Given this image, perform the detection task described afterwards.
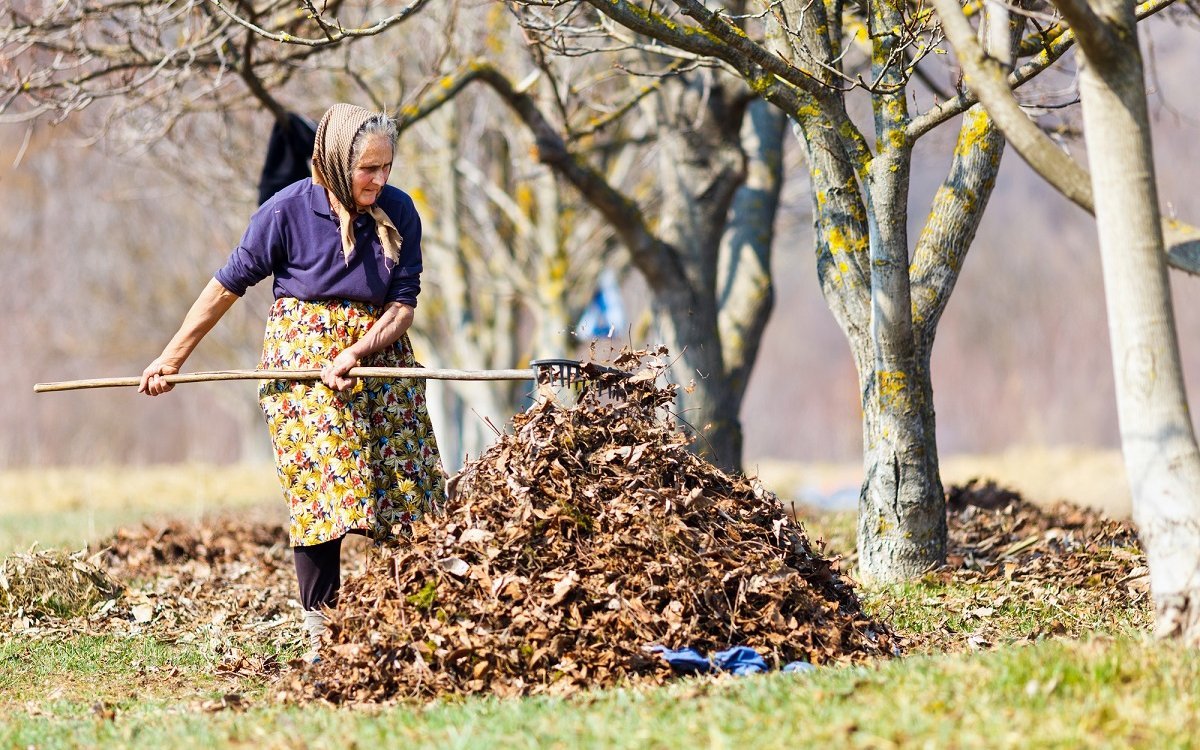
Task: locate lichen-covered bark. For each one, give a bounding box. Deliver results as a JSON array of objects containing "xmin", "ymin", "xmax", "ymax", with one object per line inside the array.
[{"xmin": 770, "ymin": 0, "xmax": 1021, "ymax": 582}]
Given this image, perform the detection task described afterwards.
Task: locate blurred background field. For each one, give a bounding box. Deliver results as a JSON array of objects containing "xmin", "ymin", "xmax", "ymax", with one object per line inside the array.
[
  {"xmin": 0, "ymin": 446, "xmax": 1129, "ymax": 556},
  {"xmin": 0, "ymin": 464, "xmax": 280, "ymax": 555},
  {"xmin": 754, "ymin": 445, "xmax": 1130, "ymax": 517}
]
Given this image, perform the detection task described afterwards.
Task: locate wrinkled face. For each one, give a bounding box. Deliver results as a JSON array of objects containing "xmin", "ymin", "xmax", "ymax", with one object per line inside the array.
[{"xmin": 351, "ymin": 134, "xmax": 394, "ymax": 210}]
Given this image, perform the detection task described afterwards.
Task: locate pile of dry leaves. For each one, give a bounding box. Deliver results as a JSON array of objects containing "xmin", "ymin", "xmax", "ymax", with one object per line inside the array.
[
  {"xmin": 287, "ymin": 352, "xmax": 893, "ymax": 702},
  {"xmin": 98, "ymin": 520, "xmax": 298, "ymax": 638},
  {"xmin": 943, "ymin": 479, "xmax": 1145, "ymax": 589},
  {"xmin": 0, "ymin": 517, "xmax": 323, "ymax": 681},
  {"xmin": 0, "ymin": 546, "xmax": 121, "ymax": 621},
  {"xmin": 892, "ymin": 478, "xmax": 1152, "ymax": 652}
]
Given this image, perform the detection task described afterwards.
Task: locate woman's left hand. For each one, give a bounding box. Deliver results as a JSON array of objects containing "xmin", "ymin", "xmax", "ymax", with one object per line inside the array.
[{"xmin": 322, "ymin": 349, "xmax": 360, "ymax": 391}]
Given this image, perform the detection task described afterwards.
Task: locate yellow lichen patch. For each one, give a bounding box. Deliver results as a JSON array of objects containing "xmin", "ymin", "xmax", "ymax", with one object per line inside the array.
[
  {"xmin": 956, "ymin": 107, "xmax": 994, "ymax": 155},
  {"xmin": 828, "ymin": 225, "xmax": 869, "ymax": 256},
  {"xmin": 620, "ymin": 1, "xmax": 722, "ymax": 43},
  {"xmin": 877, "ymin": 369, "xmax": 909, "ymax": 410},
  {"xmin": 515, "ymin": 183, "xmax": 535, "ymax": 215},
  {"xmin": 795, "ymin": 99, "xmax": 822, "ymax": 120},
  {"xmin": 485, "ymin": 5, "xmax": 507, "ymax": 54},
  {"xmin": 910, "ymin": 284, "xmax": 940, "ymax": 327}
]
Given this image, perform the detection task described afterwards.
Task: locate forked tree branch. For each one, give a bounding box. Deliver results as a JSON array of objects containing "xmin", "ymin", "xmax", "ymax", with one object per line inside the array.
[
  {"xmin": 929, "ymin": 0, "xmax": 1200, "ymax": 274},
  {"xmin": 207, "ymin": 0, "xmax": 432, "ymax": 47},
  {"xmin": 909, "ymin": 0, "xmax": 1178, "ymax": 139}
]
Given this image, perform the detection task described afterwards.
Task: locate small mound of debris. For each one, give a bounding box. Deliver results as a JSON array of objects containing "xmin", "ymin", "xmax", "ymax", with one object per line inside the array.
[
  {"xmin": 102, "ymin": 519, "xmax": 289, "ymax": 574},
  {"xmin": 886, "ymin": 478, "xmax": 1152, "ymax": 653},
  {"xmin": 945, "ymin": 478, "xmax": 1143, "ymax": 589},
  {"xmin": 96, "ymin": 519, "xmax": 301, "ymax": 637},
  {"xmin": 0, "ymin": 547, "xmax": 121, "ymax": 620},
  {"xmin": 292, "ymin": 351, "xmax": 893, "ymax": 703}
]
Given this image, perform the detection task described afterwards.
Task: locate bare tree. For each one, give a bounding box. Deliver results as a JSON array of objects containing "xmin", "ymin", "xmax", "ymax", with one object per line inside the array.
[
  {"xmin": 526, "ymin": 0, "xmax": 1013, "ymax": 580},
  {"xmin": 932, "ymin": 0, "xmax": 1200, "ymax": 642},
  {"xmin": 409, "ymin": 33, "xmax": 788, "ymax": 472},
  {"xmin": 1, "ymin": 1, "xmax": 630, "ymax": 465}
]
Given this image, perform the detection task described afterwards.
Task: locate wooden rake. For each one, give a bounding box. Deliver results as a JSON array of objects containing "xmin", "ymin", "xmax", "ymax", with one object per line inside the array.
[{"xmin": 34, "ymin": 359, "xmax": 630, "ymax": 396}]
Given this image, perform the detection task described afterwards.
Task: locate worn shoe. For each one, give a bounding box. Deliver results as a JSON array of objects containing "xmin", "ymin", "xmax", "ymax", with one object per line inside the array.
[{"xmin": 301, "ymin": 608, "xmax": 330, "ymax": 661}]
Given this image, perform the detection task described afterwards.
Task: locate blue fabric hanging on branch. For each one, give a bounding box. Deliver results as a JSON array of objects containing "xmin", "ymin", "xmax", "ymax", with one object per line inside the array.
[{"xmin": 575, "ymin": 268, "xmax": 627, "ymax": 339}]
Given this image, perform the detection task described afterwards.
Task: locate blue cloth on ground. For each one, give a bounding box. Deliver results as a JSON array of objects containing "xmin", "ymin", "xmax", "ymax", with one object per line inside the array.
[
  {"xmin": 646, "ymin": 646, "xmax": 712, "ymax": 675},
  {"xmin": 649, "ymin": 644, "xmax": 816, "ymax": 677},
  {"xmin": 712, "ymin": 646, "xmax": 768, "ymax": 675}
]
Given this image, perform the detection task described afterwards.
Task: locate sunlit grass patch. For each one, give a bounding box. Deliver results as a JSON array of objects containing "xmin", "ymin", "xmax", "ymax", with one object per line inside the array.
[
  {"xmin": 0, "ymin": 464, "xmax": 280, "ymax": 555},
  {"xmin": 864, "ymin": 577, "xmax": 1152, "ymax": 654},
  {"xmin": 1, "ymin": 637, "xmax": 1198, "ymax": 749}
]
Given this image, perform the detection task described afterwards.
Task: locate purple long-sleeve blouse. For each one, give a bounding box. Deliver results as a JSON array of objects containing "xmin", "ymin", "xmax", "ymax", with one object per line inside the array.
[{"xmin": 214, "ymin": 178, "xmax": 423, "ymax": 307}]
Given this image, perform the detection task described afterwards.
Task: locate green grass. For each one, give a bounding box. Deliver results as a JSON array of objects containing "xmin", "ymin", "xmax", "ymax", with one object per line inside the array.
[
  {"xmin": 863, "ymin": 578, "xmax": 1152, "ymax": 651},
  {"xmin": 1, "ymin": 636, "xmax": 1196, "ymax": 749},
  {"xmin": 0, "ymin": 467, "xmax": 1184, "ymax": 748}
]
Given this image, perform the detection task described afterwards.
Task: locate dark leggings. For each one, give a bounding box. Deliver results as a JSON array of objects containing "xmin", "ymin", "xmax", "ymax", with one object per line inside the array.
[{"xmin": 294, "ymin": 536, "xmax": 343, "ymax": 610}]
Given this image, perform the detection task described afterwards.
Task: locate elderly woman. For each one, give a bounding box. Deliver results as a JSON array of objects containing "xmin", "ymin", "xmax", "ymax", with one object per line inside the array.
[{"xmin": 139, "ymin": 104, "xmax": 446, "ymax": 656}]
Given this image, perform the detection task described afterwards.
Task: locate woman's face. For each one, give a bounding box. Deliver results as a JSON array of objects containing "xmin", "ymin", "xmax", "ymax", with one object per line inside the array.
[{"xmin": 352, "ymin": 134, "xmax": 394, "ymax": 210}]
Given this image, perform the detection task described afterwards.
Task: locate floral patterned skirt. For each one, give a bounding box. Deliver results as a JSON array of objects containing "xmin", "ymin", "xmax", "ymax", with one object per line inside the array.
[{"xmin": 258, "ymin": 297, "xmax": 446, "ymax": 547}]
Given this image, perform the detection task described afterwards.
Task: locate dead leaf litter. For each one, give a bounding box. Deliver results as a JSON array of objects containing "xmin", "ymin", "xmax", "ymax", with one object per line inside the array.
[{"xmin": 0, "ymin": 354, "xmax": 1153, "ymax": 703}]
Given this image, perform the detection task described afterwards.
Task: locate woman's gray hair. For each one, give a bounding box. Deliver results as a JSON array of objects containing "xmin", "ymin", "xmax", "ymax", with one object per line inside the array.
[{"xmin": 350, "ymin": 113, "xmax": 398, "ymax": 166}]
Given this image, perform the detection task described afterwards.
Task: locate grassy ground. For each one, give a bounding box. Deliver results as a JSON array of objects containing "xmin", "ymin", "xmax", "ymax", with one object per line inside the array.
[
  {"xmin": 1, "ymin": 634, "xmax": 1195, "ymax": 749},
  {"xmin": 0, "ymin": 460, "xmax": 1183, "ymax": 749}
]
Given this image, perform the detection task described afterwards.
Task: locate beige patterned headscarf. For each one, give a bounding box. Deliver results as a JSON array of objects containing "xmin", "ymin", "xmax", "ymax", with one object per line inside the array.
[{"xmin": 311, "ymin": 103, "xmax": 402, "ymax": 266}]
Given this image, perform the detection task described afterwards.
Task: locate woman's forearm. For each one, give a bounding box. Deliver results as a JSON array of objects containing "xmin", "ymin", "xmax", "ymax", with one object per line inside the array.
[
  {"xmin": 322, "ymin": 302, "xmax": 414, "ymax": 390},
  {"xmin": 159, "ymin": 278, "xmax": 240, "ymax": 367},
  {"xmin": 345, "ymin": 302, "xmax": 414, "ymax": 361}
]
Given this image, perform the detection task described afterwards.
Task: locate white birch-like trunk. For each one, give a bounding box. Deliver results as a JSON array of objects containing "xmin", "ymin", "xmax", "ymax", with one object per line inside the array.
[{"xmin": 1077, "ymin": 0, "xmax": 1200, "ymax": 643}]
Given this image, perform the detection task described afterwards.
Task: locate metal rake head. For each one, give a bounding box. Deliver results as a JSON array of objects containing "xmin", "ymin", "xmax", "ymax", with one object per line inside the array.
[{"xmin": 530, "ymin": 358, "xmax": 630, "ymax": 398}]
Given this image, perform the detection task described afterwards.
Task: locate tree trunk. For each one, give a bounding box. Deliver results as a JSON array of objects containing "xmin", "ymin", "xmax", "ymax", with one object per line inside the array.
[
  {"xmin": 645, "ymin": 71, "xmax": 748, "ymax": 473},
  {"xmin": 853, "ymin": 343, "xmax": 947, "ymax": 579},
  {"xmin": 1077, "ymin": 0, "xmax": 1200, "ymax": 643},
  {"xmin": 718, "ymin": 99, "xmax": 786, "ymax": 413},
  {"xmin": 854, "ymin": 137, "xmax": 947, "ymax": 581}
]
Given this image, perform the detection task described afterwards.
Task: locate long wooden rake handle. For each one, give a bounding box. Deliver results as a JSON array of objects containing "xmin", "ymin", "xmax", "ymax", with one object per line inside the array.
[{"xmin": 33, "ymin": 367, "xmax": 538, "ymax": 393}]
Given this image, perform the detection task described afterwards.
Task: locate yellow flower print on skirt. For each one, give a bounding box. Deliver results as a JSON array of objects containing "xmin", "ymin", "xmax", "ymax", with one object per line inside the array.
[{"xmin": 258, "ymin": 298, "xmax": 447, "ymax": 547}]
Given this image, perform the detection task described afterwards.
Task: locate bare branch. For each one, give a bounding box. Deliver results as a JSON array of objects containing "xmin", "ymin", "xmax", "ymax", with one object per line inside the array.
[
  {"xmin": 909, "ymin": 0, "xmax": 1178, "ymax": 139},
  {"xmin": 207, "ymin": 0, "xmax": 432, "ymax": 47},
  {"xmin": 930, "ymin": 0, "xmax": 1200, "ymax": 274},
  {"xmin": 1046, "ymin": 0, "xmax": 1119, "ymax": 57}
]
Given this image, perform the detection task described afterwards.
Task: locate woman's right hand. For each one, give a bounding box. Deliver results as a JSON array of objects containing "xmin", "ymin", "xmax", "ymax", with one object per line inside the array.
[{"xmin": 139, "ymin": 358, "xmax": 181, "ymax": 396}]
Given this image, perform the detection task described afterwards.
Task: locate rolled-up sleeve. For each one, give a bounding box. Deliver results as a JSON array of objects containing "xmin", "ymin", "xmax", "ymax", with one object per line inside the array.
[
  {"xmin": 215, "ymin": 204, "xmax": 287, "ymax": 296},
  {"xmin": 386, "ymin": 196, "xmax": 423, "ymax": 307}
]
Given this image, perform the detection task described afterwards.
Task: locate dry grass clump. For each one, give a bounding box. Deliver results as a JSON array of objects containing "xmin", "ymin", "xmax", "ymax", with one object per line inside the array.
[
  {"xmin": 288, "ymin": 351, "xmax": 893, "ymax": 703},
  {"xmin": 0, "ymin": 547, "xmax": 122, "ymax": 619}
]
